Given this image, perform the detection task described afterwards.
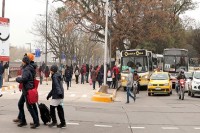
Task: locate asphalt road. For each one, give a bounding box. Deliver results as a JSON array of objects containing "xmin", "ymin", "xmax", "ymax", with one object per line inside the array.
[{"xmin": 1, "ymin": 81, "xmax": 200, "ymax": 133}]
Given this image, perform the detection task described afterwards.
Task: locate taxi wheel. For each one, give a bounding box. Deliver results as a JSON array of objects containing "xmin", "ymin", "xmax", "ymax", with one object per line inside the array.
[
  {"xmin": 170, "ymin": 90, "xmax": 172, "ymax": 95},
  {"xmin": 148, "ymin": 93, "xmax": 151, "ymax": 96}
]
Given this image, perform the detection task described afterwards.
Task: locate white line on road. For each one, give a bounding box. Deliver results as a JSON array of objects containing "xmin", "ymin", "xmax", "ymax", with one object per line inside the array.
[
  {"xmin": 194, "ymin": 127, "xmax": 200, "ymax": 130},
  {"xmin": 128, "ymin": 126, "xmax": 145, "ymax": 129},
  {"xmin": 66, "ymin": 122, "xmax": 80, "ymax": 125},
  {"xmin": 70, "ymin": 94, "xmax": 76, "ymax": 97},
  {"xmin": 162, "ymin": 127, "xmax": 179, "ymax": 130},
  {"xmin": 94, "ymin": 124, "xmax": 113, "ymax": 128}
]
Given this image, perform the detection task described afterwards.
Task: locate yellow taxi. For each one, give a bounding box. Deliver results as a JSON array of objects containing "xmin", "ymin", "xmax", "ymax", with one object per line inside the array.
[{"xmin": 148, "ymin": 72, "xmax": 172, "ymax": 96}]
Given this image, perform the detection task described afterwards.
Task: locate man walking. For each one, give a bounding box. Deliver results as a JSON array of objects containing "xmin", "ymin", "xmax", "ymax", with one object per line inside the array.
[
  {"xmin": 126, "ymin": 68, "xmax": 135, "ymax": 103},
  {"xmin": 0, "ymin": 61, "xmax": 4, "ymax": 97}
]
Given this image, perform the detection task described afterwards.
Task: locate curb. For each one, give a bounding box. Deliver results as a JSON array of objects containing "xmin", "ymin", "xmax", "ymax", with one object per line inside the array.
[
  {"xmin": 91, "ymin": 88, "xmax": 118, "ymax": 103},
  {"xmin": 2, "ymin": 85, "xmax": 18, "ymax": 91}
]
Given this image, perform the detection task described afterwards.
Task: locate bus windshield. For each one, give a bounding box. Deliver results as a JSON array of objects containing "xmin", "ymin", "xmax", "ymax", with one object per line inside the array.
[
  {"xmin": 121, "ymin": 56, "xmax": 148, "ymax": 73},
  {"xmin": 164, "ymin": 56, "xmax": 188, "ymax": 72}
]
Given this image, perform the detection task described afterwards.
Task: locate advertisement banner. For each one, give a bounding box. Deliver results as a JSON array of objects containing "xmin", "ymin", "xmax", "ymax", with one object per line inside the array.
[{"xmin": 0, "ymin": 17, "xmax": 10, "ymax": 61}]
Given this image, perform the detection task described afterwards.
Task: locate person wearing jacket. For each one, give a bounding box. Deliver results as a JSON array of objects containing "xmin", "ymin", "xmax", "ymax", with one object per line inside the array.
[
  {"xmin": 13, "ymin": 53, "xmax": 39, "ymax": 128},
  {"xmin": 0, "ymin": 61, "xmax": 4, "ymax": 97},
  {"xmin": 47, "ymin": 65, "xmax": 66, "ymax": 128},
  {"xmin": 64, "ymin": 65, "xmax": 72, "ymax": 90},
  {"xmin": 126, "ymin": 68, "xmax": 135, "ymax": 103},
  {"xmin": 15, "ymin": 56, "xmax": 40, "ymax": 129},
  {"xmin": 91, "ymin": 67, "xmax": 97, "ymax": 90},
  {"xmin": 74, "ymin": 65, "xmax": 80, "ymax": 84}
]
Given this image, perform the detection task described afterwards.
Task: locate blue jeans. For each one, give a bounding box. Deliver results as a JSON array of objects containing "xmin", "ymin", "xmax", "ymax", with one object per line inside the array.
[
  {"xmin": 85, "ymin": 72, "xmax": 89, "ymax": 82},
  {"xmin": 0, "ymin": 74, "xmax": 3, "ymax": 88},
  {"xmin": 127, "ymin": 87, "xmax": 134, "ymax": 102},
  {"xmin": 81, "ymin": 74, "xmax": 84, "ymax": 84}
]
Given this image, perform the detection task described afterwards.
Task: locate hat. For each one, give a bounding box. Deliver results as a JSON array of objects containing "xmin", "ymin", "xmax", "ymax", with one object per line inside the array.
[
  {"xmin": 22, "ymin": 56, "xmax": 30, "ymax": 64},
  {"xmin": 24, "ymin": 53, "xmax": 34, "ymax": 61},
  {"xmin": 50, "ymin": 65, "xmax": 58, "ymax": 73}
]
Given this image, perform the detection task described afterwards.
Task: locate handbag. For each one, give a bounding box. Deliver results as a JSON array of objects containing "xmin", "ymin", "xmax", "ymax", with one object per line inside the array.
[{"xmin": 27, "ymin": 79, "xmax": 39, "ymax": 104}]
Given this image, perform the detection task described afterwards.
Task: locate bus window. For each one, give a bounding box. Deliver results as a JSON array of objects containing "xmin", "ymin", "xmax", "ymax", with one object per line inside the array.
[
  {"xmin": 176, "ymin": 57, "xmax": 188, "ymax": 72},
  {"xmin": 164, "ymin": 56, "xmax": 175, "ymax": 71}
]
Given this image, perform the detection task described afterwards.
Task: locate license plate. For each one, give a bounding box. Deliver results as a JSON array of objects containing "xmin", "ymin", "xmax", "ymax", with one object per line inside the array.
[{"xmin": 155, "ymin": 88, "xmax": 161, "ymax": 90}]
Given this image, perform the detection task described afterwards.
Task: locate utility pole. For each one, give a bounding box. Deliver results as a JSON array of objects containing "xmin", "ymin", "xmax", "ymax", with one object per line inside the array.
[
  {"xmin": 103, "ymin": 0, "xmax": 109, "ymax": 85},
  {"xmin": 2, "ymin": 0, "xmax": 5, "ymax": 17},
  {"xmin": 45, "ymin": 0, "xmax": 48, "ymax": 65}
]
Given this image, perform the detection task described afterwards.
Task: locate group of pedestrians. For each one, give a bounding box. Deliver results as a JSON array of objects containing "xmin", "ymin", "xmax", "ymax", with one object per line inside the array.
[
  {"xmin": 38, "ymin": 62, "xmax": 50, "ymax": 85},
  {"xmin": 13, "ymin": 53, "xmax": 66, "ymax": 129}
]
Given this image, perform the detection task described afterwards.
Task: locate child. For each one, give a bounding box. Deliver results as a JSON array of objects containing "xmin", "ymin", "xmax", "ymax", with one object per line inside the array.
[{"xmin": 46, "ymin": 65, "xmax": 66, "ymax": 128}]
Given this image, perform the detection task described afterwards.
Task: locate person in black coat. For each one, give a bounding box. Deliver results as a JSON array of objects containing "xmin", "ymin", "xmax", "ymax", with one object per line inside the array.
[
  {"xmin": 47, "ymin": 65, "xmax": 66, "ymax": 128},
  {"xmin": 64, "ymin": 65, "xmax": 72, "ymax": 90},
  {"xmin": 16, "ymin": 56, "xmax": 40, "ymax": 129}
]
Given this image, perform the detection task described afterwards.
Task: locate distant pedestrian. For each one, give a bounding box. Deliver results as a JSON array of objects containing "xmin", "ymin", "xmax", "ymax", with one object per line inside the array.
[
  {"xmin": 112, "ymin": 69, "xmax": 117, "ymax": 89},
  {"xmin": 126, "ymin": 68, "xmax": 135, "ymax": 103},
  {"xmin": 85, "ymin": 64, "xmax": 89, "ymax": 83},
  {"xmin": 91, "ymin": 67, "xmax": 97, "ymax": 90},
  {"xmin": 69, "ymin": 64, "xmax": 73, "ymax": 87},
  {"xmin": 39, "ymin": 65, "xmax": 43, "ymax": 85},
  {"xmin": 97, "ymin": 71, "xmax": 103, "ymax": 88},
  {"xmin": 45, "ymin": 65, "xmax": 50, "ymax": 85},
  {"xmin": 80, "ymin": 65, "xmax": 85, "ymax": 84},
  {"xmin": 46, "ymin": 65, "xmax": 66, "ymax": 128},
  {"xmin": 74, "ymin": 65, "xmax": 80, "ymax": 84},
  {"xmin": 64, "ymin": 65, "xmax": 72, "ymax": 90},
  {"xmin": 0, "ymin": 61, "xmax": 4, "ymax": 97},
  {"xmin": 107, "ymin": 67, "xmax": 112, "ymax": 88}
]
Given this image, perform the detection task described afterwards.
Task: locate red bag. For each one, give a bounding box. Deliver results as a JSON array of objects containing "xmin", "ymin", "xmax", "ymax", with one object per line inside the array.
[
  {"xmin": 89, "ymin": 79, "xmax": 92, "ymax": 85},
  {"xmin": 19, "ymin": 83, "xmax": 23, "ymax": 91},
  {"xmin": 26, "ymin": 79, "xmax": 39, "ymax": 104}
]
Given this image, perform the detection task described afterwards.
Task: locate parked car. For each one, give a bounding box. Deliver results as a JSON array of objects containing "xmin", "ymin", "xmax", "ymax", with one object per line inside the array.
[
  {"xmin": 189, "ymin": 70, "xmax": 200, "ymax": 97},
  {"xmin": 148, "ymin": 72, "xmax": 172, "ymax": 96},
  {"xmin": 185, "ymin": 72, "xmax": 192, "ymax": 93}
]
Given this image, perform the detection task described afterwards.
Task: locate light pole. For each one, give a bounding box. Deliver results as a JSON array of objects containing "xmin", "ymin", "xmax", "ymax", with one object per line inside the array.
[
  {"xmin": 26, "ymin": 43, "xmax": 31, "ymax": 53},
  {"xmin": 45, "ymin": 0, "xmax": 48, "ymax": 65},
  {"xmin": 103, "ymin": 0, "xmax": 109, "ymax": 85},
  {"xmin": 2, "ymin": 0, "xmax": 5, "ymax": 17}
]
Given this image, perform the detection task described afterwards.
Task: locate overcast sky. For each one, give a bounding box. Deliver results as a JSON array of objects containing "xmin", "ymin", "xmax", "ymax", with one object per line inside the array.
[{"xmin": 0, "ymin": 0, "xmax": 200, "ymax": 50}]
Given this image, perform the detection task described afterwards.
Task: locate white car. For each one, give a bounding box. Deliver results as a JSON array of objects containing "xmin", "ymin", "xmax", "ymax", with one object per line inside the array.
[
  {"xmin": 185, "ymin": 72, "xmax": 192, "ymax": 93},
  {"xmin": 189, "ymin": 71, "xmax": 200, "ymax": 97}
]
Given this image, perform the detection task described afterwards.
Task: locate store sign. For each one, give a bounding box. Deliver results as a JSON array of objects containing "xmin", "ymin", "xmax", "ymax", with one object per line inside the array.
[
  {"xmin": 0, "ymin": 17, "xmax": 10, "ymax": 61},
  {"xmin": 122, "ymin": 50, "xmax": 146, "ymax": 57}
]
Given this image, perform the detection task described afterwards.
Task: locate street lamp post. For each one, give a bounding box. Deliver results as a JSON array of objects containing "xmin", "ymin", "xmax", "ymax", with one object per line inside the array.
[
  {"xmin": 103, "ymin": 0, "xmax": 109, "ymax": 85},
  {"xmin": 45, "ymin": 0, "xmax": 48, "ymax": 65},
  {"xmin": 2, "ymin": 0, "xmax": 5, "ymax": 17}
]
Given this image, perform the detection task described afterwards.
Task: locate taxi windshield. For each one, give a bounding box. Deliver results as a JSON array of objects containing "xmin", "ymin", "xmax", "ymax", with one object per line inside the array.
[{"xmin": 150, "ymin": 73, "xmax": 169, "ymax": 80}]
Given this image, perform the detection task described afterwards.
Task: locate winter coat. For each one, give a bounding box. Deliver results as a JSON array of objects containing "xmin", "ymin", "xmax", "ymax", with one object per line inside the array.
[
  {"xmin": 65, "ymin": 68, "xmax": 72, "ymax": 82},
  {"xmin": 16, "ymin": 64, "xmax": 34, "ymax": 95},
  {"xmin": 47, "ymin": 72, "xmax": 64, "ymax": 99},
  {"xmin": 30, "ymin": 61, "xmax": 37, "ymax": 78},
  {"xmin": 91, "ymin": 70, "xmax": 97, "ymax": 82},
  {"xmin": 97, "ymin": 71, "xmax": 103, "ymax": 82}
]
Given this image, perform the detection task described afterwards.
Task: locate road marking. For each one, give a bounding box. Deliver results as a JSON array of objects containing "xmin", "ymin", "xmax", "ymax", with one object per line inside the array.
[
  {"xmin": 129, "ymin": 126, "xmax": 145, "ymax": 129},
  {"xmin": 95, "ymin": 124, "xmax": 112, "ymax": 128},
  {"xmin": 82, "ymin": 94, "xmax": 87, "ymax": 98},
  {"xmin": 194, "ymin": 127, "xmax": 200, "ymax": 130},
  {"xmin": 70, "ymin": 94, "xmax": 76, "ymax": 97},
  {"xmin": 162, "ymin": 127, "xmax": 179, "ymax": 130},
  {"xmin": 66, "ymin": 122, "xmax": 79, "ymax": 125}
]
